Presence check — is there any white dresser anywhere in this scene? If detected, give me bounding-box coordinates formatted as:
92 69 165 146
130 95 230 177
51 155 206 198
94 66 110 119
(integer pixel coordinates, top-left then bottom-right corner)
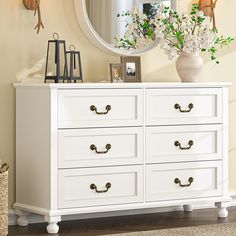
14 83 231 234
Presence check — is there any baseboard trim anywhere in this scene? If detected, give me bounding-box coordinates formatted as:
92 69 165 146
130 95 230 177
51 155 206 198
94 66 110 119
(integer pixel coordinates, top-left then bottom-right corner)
9 193 236 226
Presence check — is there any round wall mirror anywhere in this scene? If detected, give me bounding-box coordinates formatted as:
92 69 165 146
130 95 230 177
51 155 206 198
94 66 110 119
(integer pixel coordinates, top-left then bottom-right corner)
74 0 178 55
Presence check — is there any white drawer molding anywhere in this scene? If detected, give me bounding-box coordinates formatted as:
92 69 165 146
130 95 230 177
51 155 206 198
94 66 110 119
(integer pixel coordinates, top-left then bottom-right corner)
146 88 222 125
146 125 223 163
58 165 143 208
14 82 231 234
58 89 143 128
58 127 143 168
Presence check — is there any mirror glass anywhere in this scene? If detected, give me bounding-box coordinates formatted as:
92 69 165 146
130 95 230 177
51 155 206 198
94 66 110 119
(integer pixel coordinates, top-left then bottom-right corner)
84 0 177 52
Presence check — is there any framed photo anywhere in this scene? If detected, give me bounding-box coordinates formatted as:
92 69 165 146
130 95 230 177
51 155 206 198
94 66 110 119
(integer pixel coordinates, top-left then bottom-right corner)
121 56 141 83
110 63 124 83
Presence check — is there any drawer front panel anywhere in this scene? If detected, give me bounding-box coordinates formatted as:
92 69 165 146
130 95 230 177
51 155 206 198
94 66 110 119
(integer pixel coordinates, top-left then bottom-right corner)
146 125 222 164
146 161 222 202
146 88 222 125
58 166 143 209
58 89 143 128
58 127 143 168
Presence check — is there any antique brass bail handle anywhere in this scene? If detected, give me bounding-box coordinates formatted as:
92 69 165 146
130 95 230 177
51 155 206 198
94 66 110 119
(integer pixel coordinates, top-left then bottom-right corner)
174 177 194 187
175 140 194 150
90 105 111 115
174 103 193 113
90 144 112 154
90 182 112 193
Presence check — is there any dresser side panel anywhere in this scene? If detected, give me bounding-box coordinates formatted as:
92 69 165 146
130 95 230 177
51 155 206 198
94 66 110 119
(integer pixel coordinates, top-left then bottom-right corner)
222 87 229 196
15 87 53 210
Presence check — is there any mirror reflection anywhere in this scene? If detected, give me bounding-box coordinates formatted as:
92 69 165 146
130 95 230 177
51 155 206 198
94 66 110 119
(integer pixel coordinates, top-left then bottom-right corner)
86 0 175 50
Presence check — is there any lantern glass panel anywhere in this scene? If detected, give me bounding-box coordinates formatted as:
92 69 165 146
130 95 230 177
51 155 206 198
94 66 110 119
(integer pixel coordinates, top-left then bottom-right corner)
59 43 67 78
73 55 82 78
46 42 56 77
66 52 83 82
66 53 71 76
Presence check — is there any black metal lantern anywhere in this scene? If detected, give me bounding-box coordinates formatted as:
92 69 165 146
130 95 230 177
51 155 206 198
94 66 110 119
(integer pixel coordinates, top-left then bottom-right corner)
66 45 83 83
44 33 69 83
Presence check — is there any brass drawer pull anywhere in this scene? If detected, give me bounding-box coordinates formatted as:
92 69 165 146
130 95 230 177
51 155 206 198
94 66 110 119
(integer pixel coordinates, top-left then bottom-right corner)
175 103 193 113
174 177 194 187
90 144 111 154
175 140 194 150
90 182 111 193
90 105 111 115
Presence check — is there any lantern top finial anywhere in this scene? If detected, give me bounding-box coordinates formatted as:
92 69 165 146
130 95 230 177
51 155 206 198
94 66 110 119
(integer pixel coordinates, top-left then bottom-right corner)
53 32 59 40
69 45 76 52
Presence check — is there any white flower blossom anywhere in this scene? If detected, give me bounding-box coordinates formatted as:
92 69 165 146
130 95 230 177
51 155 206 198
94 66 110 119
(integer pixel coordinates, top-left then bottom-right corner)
169 14 177 24
135 38 153 49
129 23 137 32
140 14 147 20
196 11 204 18
131 7 138 15
124 30 132 39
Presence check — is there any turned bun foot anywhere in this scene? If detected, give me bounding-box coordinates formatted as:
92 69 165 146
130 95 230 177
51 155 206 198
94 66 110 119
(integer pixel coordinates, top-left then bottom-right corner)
45 216 61 234
47 222 59 234
16 216 29 226
215 202 229 218
15 210 29 226
218 207 228 218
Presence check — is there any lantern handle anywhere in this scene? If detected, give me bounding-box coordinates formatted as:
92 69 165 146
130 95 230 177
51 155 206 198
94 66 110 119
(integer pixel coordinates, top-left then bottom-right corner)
53 32 59 40
69 44 76 51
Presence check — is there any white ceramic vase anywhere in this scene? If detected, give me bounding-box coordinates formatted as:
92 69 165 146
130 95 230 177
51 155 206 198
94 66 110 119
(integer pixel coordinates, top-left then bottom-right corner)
176 52 203 82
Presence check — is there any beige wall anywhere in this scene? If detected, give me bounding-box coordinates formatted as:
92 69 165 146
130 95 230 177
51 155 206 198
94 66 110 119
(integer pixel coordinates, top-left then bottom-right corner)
0 0 236 208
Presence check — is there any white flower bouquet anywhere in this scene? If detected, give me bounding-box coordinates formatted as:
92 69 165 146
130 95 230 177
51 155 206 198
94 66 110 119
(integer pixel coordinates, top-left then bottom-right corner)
155 4 233 63
116 4 233 63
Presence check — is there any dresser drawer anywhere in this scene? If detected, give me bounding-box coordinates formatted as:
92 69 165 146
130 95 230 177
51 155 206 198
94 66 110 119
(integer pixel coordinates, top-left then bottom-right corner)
146 88 222 125
58 89 143 128
146 125 222 164
58 127 143 168
58 166 143 209
146 161 222 202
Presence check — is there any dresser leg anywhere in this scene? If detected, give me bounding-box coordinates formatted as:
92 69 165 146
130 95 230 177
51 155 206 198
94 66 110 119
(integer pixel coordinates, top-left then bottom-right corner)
183 204 193 212
45 216 61 234
215 202 229 218
15 209 30 226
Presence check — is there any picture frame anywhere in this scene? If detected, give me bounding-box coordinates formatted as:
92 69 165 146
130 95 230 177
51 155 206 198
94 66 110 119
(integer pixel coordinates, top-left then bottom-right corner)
110 63 124 83
121 56 141 83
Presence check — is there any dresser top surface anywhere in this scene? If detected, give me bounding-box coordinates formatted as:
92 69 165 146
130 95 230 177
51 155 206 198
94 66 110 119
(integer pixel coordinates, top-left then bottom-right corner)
14 82 232 89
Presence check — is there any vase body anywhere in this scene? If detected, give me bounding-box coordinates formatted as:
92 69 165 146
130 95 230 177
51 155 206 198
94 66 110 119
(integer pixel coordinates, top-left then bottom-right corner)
176 52 203 82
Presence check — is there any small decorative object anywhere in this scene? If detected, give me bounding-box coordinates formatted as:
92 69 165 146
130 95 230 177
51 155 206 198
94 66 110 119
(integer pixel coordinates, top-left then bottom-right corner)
0 163 9 236
176 52 204 82
199 0 218 31
121 56 141 83
110 63 124 83
45 33 69 83
23 0 44 34
66 45 83 83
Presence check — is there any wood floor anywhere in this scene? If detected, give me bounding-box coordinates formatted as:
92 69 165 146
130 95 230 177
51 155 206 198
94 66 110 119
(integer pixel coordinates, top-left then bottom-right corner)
9 207 236 236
